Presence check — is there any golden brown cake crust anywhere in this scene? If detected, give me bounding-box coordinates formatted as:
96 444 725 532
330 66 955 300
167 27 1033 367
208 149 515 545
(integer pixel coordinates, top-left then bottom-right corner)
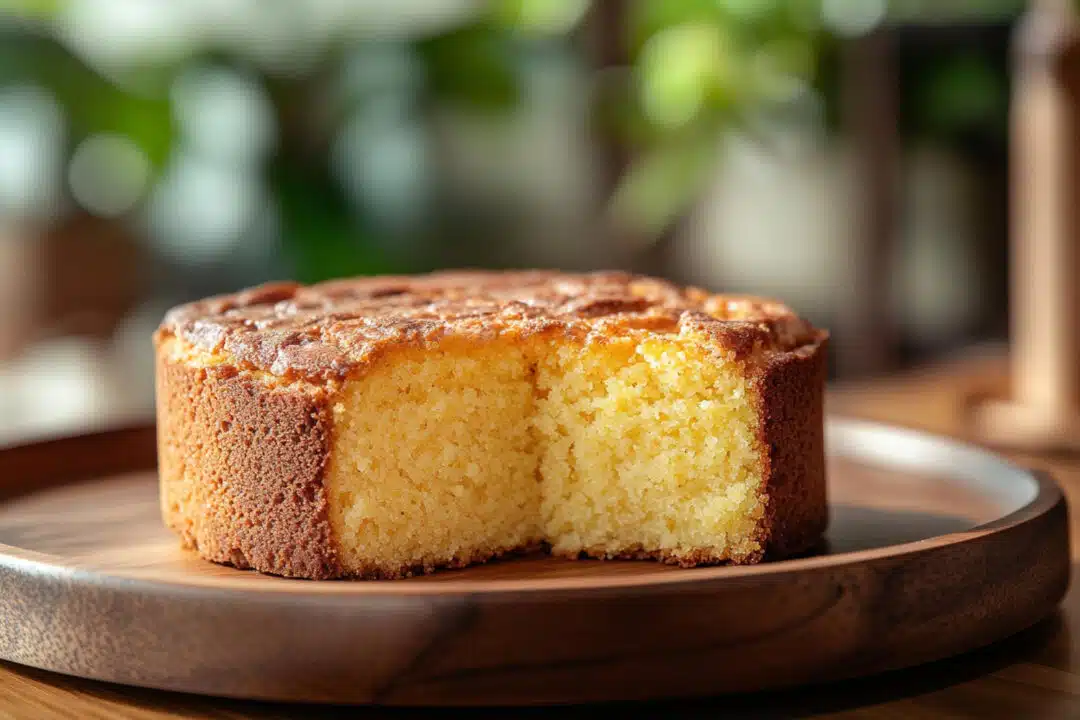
157 270 819 383
155 270 829 579
156 356 343 579
756 339 829 559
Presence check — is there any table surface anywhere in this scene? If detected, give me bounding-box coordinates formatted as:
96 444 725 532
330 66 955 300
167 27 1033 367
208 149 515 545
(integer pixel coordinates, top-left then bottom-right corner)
3 350 1079 719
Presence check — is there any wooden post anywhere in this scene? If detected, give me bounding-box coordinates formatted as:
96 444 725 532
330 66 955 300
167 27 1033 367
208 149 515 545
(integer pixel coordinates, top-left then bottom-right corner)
582 0 635 273
837 30 901 379
971 0 1080 449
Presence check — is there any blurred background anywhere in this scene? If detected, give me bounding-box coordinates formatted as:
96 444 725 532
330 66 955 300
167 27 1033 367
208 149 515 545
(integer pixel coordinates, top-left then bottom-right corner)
0 0 1035 443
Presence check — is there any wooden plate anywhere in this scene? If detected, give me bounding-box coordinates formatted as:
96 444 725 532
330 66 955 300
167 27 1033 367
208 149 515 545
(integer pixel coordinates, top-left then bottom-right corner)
0 419 1069 706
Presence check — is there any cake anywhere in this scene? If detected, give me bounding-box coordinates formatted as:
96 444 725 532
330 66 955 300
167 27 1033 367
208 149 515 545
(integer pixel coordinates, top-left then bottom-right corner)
154 270 828 579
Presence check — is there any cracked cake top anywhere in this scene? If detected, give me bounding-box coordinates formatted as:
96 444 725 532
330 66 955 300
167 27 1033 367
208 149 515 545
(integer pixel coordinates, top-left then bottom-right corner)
157 270 824 382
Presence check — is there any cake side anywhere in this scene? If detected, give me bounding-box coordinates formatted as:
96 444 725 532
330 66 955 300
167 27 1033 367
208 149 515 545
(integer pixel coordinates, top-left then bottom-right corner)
155 335 343 579
756 334 829 559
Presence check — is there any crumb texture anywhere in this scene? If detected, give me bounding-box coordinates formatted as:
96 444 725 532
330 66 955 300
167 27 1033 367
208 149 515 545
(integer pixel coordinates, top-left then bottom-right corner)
535 333 765 564
325 340 541 577
315 331 770 577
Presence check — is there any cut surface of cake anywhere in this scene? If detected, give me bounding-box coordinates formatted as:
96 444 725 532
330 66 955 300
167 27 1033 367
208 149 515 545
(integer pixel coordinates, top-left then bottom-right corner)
154 271 828 579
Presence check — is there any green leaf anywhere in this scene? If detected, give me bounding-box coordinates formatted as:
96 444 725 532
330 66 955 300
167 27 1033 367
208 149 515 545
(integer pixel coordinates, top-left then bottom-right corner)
918 54 1005 137
2 0 62 19
273 166 398 283
638 23 739 130
608 129 718 237
416 24 521 113
627 0 723 54
490 0 589 35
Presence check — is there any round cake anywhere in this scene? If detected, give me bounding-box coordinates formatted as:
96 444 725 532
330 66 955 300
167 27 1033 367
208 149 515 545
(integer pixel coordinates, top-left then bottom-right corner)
154 270 829 579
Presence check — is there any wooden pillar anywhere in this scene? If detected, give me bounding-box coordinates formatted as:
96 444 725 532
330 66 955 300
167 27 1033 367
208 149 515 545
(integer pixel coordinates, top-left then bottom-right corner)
837 30 901 378
582 0 635 273
971 0 1080 449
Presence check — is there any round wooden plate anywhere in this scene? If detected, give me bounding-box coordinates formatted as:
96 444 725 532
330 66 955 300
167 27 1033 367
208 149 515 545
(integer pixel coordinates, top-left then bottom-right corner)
0 419 1069 706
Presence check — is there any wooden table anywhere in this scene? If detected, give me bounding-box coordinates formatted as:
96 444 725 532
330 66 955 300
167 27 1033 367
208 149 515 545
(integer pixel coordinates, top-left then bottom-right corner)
3 351 1078 718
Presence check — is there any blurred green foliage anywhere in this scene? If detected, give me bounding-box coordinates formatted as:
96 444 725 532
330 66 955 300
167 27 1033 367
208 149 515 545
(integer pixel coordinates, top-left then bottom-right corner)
0 33 173 169
417 24 522 112
918 53 1008 140
0 0 1028 281
612 0 828 235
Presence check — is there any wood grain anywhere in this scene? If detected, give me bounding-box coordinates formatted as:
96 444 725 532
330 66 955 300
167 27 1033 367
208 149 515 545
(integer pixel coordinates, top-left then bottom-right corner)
0 415 1069 708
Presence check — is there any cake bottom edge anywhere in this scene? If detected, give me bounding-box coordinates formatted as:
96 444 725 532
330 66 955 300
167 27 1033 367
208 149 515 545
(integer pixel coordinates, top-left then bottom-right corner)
173 530 828 581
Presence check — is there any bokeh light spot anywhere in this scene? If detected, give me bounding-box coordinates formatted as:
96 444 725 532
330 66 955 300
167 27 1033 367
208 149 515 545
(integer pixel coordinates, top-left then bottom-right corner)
69 133 151 217
640 23 731 130
821 0 886 37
